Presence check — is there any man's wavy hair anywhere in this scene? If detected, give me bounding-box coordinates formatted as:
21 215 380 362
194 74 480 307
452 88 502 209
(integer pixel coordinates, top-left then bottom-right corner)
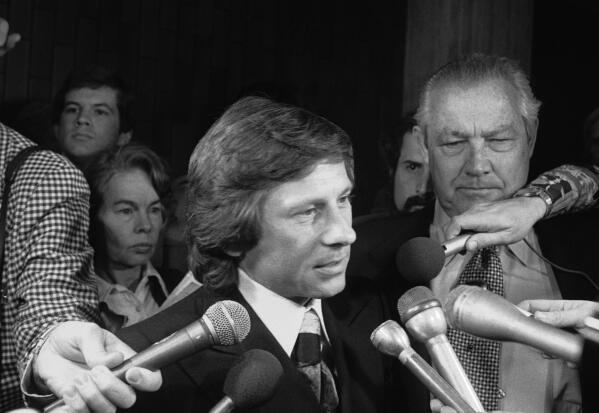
415 53 541 142
186 96 354 292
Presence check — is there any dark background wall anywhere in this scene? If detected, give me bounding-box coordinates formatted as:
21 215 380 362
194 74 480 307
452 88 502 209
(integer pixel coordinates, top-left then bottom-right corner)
0 0 406 215
0 0 593 215
531 2 599 176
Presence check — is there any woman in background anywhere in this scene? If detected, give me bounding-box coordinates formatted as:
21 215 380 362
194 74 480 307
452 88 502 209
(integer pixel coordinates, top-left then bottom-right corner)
86 143 182 332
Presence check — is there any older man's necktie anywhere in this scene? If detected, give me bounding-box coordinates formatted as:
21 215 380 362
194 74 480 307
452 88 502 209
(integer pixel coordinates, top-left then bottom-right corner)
447 247 504 411
292 309 339 412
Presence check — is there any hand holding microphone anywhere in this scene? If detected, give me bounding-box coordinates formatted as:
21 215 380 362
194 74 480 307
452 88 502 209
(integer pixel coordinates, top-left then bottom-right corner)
371 320 476 413
44 300 251 412
519 299 599 338
443 197 547 251
208 349 283 413
396 286 484 412
444 285 584 364
396 235 471 284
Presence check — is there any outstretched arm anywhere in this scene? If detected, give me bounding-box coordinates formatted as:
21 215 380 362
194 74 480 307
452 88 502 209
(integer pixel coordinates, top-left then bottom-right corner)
444 164 599 250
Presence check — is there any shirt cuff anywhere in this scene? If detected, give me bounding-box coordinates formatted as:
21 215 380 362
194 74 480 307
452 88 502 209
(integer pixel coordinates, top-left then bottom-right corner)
20 322 62 407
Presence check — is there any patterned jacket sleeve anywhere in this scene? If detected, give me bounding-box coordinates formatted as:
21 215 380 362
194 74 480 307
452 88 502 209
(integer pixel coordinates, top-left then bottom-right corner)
514 164 599 218
11 151 100 368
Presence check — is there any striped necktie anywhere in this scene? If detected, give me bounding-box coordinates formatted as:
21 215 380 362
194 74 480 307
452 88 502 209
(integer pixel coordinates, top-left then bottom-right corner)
292 309 339 412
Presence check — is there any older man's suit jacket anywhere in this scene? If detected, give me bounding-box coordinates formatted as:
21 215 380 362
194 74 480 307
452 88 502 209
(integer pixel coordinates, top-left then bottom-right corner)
347 207 599 412
117 278 401 413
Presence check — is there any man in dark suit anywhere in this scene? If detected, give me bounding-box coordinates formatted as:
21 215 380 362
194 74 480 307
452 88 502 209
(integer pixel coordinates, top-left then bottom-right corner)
117 96 400 412
349 54 599 412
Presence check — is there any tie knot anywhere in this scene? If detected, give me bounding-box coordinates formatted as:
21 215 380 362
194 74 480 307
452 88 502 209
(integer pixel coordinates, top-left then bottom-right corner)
458 246 503 296
293 309 322 366
300 309 321 335
473 247 500 269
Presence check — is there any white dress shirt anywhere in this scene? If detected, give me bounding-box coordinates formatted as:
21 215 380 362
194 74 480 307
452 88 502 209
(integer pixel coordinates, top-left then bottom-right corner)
94 262 169 332
237 268 330 356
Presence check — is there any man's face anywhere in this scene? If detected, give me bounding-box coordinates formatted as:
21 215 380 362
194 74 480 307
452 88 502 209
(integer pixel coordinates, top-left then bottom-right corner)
393 130 431 212
239 161 356 304
426 80 535 217
55 86 131 165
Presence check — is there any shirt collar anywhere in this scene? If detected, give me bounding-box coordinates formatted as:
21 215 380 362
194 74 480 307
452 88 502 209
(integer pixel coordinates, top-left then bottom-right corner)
237 268 328 356
94 262 169 300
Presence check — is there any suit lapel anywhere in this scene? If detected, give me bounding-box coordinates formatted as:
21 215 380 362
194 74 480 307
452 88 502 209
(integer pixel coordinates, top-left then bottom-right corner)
324 287 379 413
177 287 320 411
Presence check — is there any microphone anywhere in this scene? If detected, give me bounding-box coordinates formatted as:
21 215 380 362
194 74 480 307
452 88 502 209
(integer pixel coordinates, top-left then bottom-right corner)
397 286 484 412
371 320 476 413
444 285 584 364
208 349 283 413
44 300 251 412
396 235 476 284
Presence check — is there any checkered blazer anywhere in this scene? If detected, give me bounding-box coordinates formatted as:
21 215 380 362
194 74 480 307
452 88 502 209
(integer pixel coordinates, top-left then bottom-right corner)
0 123 100 410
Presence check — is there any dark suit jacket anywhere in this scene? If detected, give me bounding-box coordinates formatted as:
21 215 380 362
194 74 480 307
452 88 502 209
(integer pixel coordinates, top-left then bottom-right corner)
581 339 599 412
117 278 401 413
347 207 599 412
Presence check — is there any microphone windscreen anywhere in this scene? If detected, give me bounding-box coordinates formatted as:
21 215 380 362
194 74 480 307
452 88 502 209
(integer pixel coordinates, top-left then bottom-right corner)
396 286 437 324
203 301 251 346
224 349 283 408
396 237 445 284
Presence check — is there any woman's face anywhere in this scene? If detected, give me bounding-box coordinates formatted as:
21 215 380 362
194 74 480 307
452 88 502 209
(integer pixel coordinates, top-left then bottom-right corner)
97 168 164 271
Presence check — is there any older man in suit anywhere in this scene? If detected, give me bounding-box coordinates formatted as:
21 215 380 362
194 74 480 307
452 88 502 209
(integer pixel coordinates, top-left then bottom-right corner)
349 54 599 413
117 96 400 412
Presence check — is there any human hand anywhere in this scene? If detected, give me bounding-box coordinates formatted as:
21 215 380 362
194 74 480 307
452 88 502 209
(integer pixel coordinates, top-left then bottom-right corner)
34 321 162 413
444 197 547 251
518 299 599 331
0 17 21 57
430 399 525 413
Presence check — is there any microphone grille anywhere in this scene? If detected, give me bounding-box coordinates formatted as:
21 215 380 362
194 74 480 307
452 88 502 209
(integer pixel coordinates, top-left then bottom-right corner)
224 349 283 408
203 300 251 346
396 286 437 324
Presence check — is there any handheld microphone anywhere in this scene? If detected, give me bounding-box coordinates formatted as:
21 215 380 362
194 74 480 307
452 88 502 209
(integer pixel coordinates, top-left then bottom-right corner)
371 320 476 413
397 286 484 412
397 235 472 284
44 300 251 412
444 285 584 364
208 349 283 413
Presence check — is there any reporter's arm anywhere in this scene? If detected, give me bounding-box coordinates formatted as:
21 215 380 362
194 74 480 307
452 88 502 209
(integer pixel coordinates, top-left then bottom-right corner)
445 164 599 250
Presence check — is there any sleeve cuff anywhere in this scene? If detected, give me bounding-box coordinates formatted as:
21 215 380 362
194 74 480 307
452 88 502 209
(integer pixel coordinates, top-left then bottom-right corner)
19 323 62 407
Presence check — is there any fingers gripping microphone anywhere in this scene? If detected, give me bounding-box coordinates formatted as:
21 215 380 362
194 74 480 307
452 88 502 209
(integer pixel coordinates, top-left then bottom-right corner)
397 286 484 412
208 349 284 413
110 300 251 377
444 285 584 364
44 300 251 412
371 320 476 413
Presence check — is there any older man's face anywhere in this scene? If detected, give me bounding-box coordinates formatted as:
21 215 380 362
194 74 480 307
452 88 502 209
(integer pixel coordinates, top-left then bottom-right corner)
426 80 535 217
